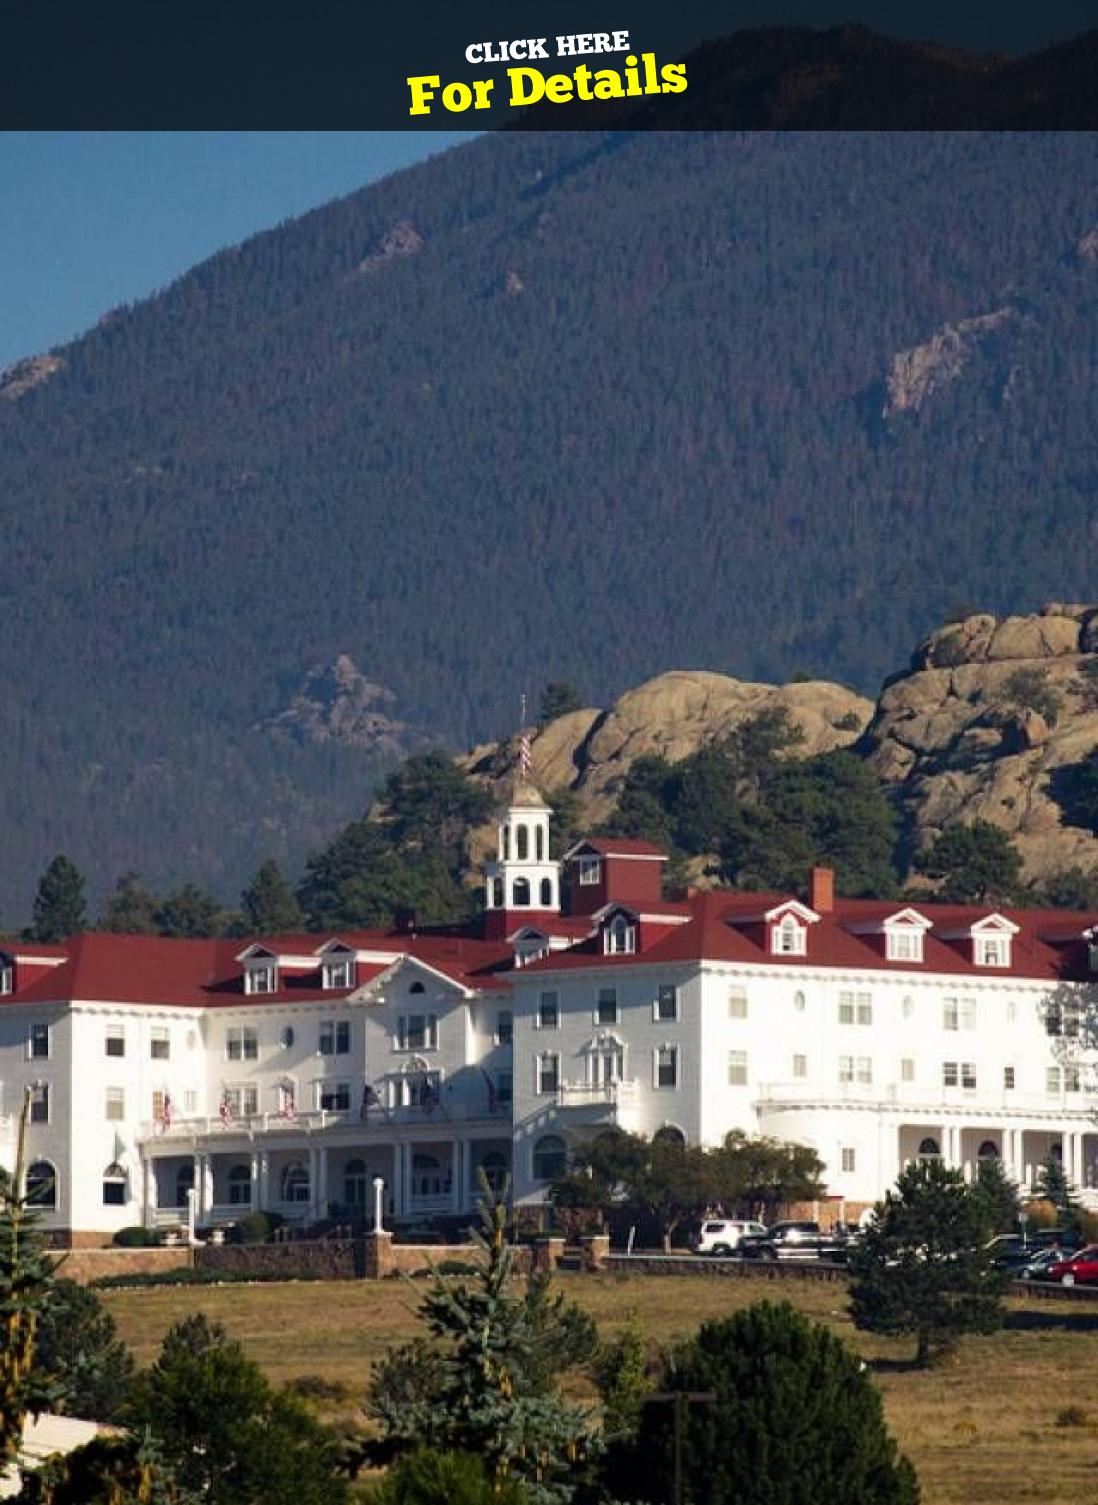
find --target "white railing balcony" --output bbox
[757,1080,1098,1116]
[140,1100,511,1145]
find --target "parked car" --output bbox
[1018,1246,1071,1281]
[739,1220,849,1261]
[1046,1245,1098,1286]
[693,1219,768,1256]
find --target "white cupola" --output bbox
[483,781,560,930]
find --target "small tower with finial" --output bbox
[483,698,560,939]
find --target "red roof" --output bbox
[569,838,668,859]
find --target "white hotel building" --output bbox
[1,782,1096,1244]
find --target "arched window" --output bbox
[344,1158,367,1207]
[512,877,531,908]
[516,824,529,860]
[411,1152,447,1200]
[793,991,806,1012]
[102,1162,128,1207]
[916,1137,941,1161]
[409,981,425,995]
[228,1164,252,1206]
[533,1134,567,1181]
[774,914,806,955]
[492,877,504,908]
[174,1164,195,1207]
[653,1125,686,1147]
[977,1139,1000,1160]
[1051,1142,1063,1162]
[479,1150,509,1195]
[539,877,553,906]
[502,827,510,860]
[606,914,635,954]
[535,826,545,860]
[26,1160,56,1209]
[281,1161,310,1203]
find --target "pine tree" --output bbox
[972,1155,1022,1235]
[240,861,303,935]
[100,872,159,935]
[593,1311,651,1444]
[849,1160,1009,1366]
[0,1090,61,1470]
[1032,1154,1083,1231]
[615,1301,918,1505]
[367,1191,599,1503]
[26,857,86,943]
[154,885,227,939]
[537,683,583,725]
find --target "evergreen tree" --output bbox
[366,1193,599,1503]
[615,1301,918,1505]
[592,1311,651,1445]
[377,751,494,869]
[135,1313,347,1505]
[14,1430,199,1504]
[712,1131,826,1223]
[0,1090,60,1471]
[154,886,227,939]
[849,1160,1009,1366]
[912,821,1023,904]
[368,1447,530,1505]
[298,820,470,932]
[100,872,159,935]
[537,683,583,725]
[33,1279,135,1422]
[27,856,87,943]
[972,1156,1021,1235]
[240,860,303,935]
[1032,1153,1081,1226]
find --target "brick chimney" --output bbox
[809,866,834,914]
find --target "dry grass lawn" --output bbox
[102,1273,1098,1505]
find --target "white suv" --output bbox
[694,1219,768,1256]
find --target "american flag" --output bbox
[218,1093,232,1127]
[282,1087,296,1122]
[360,1082,379,1121]
[519,729,532,781]
[421,1076,437,1115]
[480,1068,499,1114]
[161,1092,173,1131]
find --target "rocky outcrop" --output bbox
[1076,227,1098,266]
[358,220,424,272]
[864,603,1098,880]
[256,655,417,756]
[463,669,873,825]
[0,353,64,402]
[883,308,1015,416]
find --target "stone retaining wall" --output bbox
[604,1254,849,1282]
[61,1245,195,1283]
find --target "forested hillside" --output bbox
[2,130,1097,920]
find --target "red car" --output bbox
[1047,1246,1098,1286]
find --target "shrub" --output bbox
[434,1259,478,1277]
[1055,1405,1091,1428]
[284,1373,351,1406]
[1000,666,1063,725]
[112,1225,158,1247]
[227,1211,283,1245]
[367,1447,530,1505]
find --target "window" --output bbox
[495,1071,513,1109]
[516,823,529,860]
[773,914,806,955]
[654,1045,678,1088]
[961,1062,976,1089]
[1046,1066,1062,1094]
[792,1054,808,1078]
[975,935,1010,967]
[943,1061,958,1087]
[319,1020,351,1055]
[400,1069,441,1109]
[29,1084,49,1123]
[102,1163,128,1207]
[28,1022,49,1060]
[281,1162,310,1203]
[589,1040,624,1087]
[496,1010,513,1045]
[655,984,678,1022]
[841,1147,856,1173]
[533,1134,567,1181]
[577,856,601,886]
[344,1159,367,1206]
[26,1161,56,1209]
[150,1026,170,1061]
[480,1150,509,1195]
[901,996,915,1020]
[174,1165,195,1207]
[318,1081,351,1112]
[105,1024,125,1058]
[537,992,559,1029]
[942,998,976,1031]
[978,1140,999,1160]
[224,1085,258,1117]
[839,1055,855,1084]
[151,1090,169,1122]
[900,1057,915,1083]
[244,963,277,995]
[278,1025,295,1050]
[728,988,748,1020]
[605,915,635,954]
[596,987,618,1025]
[226,1026,258,1061]
[323,958,353,990]
[839,992,872,1026]
[1046,1000,1081,1038]
[886,928,923,963]
[839,1056,872,1085]
[536,826,546,861]
[411,1151,449,1200]
[539,877,553,905]
[512,877,531,907]
[536,1053,560,1095]
[0,960,12,995]
[1065,1064,1082,1093]
[917,1137,941,1161]
[793,990,806,1013]
[727,1049,748,1087]
[105,1087,125,1121]
[396,1014,437,1051]
[228,1165,252,1206]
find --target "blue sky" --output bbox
[0,132,470,371]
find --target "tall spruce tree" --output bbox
[240,861,303,935]
[100,872,159,935]
[27,856,86,943]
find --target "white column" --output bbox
[451,1139,462,1211]
[142,1158,157,1227]
[202,1154,215,1215]
[250,1152,261,1210]
[192,1153,203,1216]
[258,1151,270,1209]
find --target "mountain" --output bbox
[2,130,1098,921]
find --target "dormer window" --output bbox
[0,958,12,995]
[975,935,1010,968]
[323,958,353,990]
[886,928,924,963]
[605,914,636,955]
[577,856,602,886]
[773,914,806,956]
[244,962,277,995]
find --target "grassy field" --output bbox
[102,1273,1098,1505]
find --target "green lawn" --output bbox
[102,1273,1098,1505]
